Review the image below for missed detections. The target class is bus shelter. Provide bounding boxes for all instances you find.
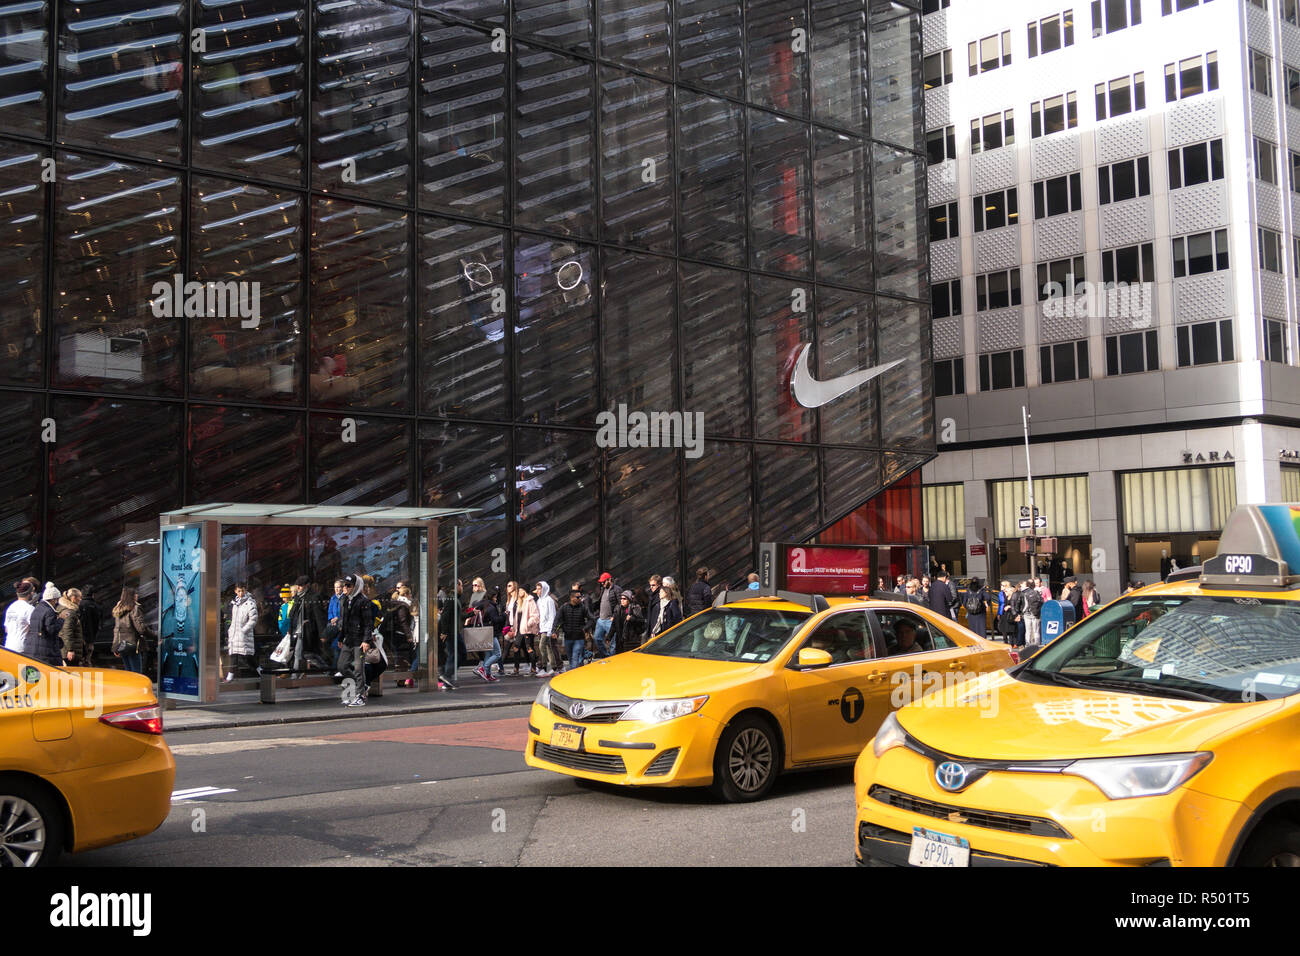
[158,504,477,703]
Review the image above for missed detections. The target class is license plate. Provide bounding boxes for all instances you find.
[551,723,584,751]
[908,827,970,867]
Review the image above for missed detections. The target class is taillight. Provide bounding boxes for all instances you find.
[100,705,164,735]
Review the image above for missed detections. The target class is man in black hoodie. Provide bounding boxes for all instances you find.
[558,589,591,671]
[336,574,376,702]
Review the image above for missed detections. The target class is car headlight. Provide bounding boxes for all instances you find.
[534,683,550,710]
[620,696,708,724]
[872,712,908,758]
[1064,752,1213,800]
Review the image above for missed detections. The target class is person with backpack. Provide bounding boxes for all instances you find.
[962,578,989,637]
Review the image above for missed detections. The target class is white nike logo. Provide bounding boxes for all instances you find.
[789,344,903,409]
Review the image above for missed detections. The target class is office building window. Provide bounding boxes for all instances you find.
[1032,172,1083,219]
[1096,72,1145,120]
[1037,256,1085,300]
[1106,330,1159,374]
[1101,242,1156,284]
[1162,0,1215,12]
[929,201,960,241]
[1029,11,1075,57]
[1294,235,1300,272]
[1040,340,1090,383]
[1098,156,1151,203]
[1259,227,1283,273]
[969,32,1012,76]
[970,110,1015,153]
[923,0,951,13]
[1176,320,1234,367]
[925,49,953,90]
[1250,49,1272,97]
[1031,93,1078,137]
[972,187,1019,231]
[1286,66,1300,108]
[1291,152,1300,192]
[1286,0,1299,25]
[975,268,1023,311]
[927,125,957,165]
[932,279,963,318]
[1172,229,1230,277]
[934,357,965,396]
[979,349,1025,391]
[1167,139,1224,188]
[1165,53,1219,101]
[1092,0,1141,35]
[1255,138,1279,185]
[1265,318,1289,364]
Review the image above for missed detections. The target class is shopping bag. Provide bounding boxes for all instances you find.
[269,634,292,664]
[462,626,495,652]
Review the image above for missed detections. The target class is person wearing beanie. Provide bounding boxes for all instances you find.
[4,579,36,654]
[27,582,64,666]
[42,582,61,603]
[610,589,644,653]
[277,584,293,637]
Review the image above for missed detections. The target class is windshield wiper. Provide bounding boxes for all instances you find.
[1062,674,1235,703]
[1018,668,1088,689]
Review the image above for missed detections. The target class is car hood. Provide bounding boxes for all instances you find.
[897,671,1279,761]
[547,651,763,702]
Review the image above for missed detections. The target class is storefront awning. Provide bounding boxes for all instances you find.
[160,503,478,528]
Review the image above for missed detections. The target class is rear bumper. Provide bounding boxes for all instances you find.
[58,739,175,853]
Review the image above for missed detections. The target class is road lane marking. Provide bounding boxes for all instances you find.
[171,786,238,801]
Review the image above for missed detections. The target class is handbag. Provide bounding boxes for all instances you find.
[269,634,292,664]
[462,607,495,653]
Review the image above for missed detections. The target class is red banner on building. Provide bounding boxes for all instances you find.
[783,545,873,595]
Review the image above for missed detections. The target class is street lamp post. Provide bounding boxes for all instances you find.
[1023,405,1035,578]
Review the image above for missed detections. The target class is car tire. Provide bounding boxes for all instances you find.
[1237,819,1300,867]
[0,780,63,867]
[711,716,779,803]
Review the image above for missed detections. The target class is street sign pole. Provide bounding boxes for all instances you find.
[1023,406,1035,578]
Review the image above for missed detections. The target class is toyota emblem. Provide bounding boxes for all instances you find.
[569,701,588,719]
[935,761,969,792]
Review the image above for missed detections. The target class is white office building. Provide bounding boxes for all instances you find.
[919,0,1300,597]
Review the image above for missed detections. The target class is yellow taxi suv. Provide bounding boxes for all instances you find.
[0,648,175,866]
[855,502,1300,867]
[524,590,1013,801]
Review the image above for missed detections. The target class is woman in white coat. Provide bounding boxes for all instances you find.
[225,582,259,682]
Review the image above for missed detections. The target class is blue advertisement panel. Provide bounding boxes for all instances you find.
[159,524,204,699]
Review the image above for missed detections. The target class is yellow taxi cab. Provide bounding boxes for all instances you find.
[523,589,1014,801]
[854,502,1300,867]
[0,648,175,866]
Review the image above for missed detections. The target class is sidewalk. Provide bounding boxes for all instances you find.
[163,672,543,734]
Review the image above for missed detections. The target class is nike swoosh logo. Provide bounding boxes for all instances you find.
[789,344,904,409]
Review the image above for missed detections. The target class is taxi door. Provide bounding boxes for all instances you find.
[859,607,975,729]
[782,610,879,764]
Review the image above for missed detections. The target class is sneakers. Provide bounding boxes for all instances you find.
[346,695,366,707]
[474,665,489,682]
[224,672,234,683]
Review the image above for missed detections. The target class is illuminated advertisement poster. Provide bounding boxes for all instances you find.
[783,545,873,595]
[159,525,204,699]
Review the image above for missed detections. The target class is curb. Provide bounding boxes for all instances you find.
[164,694,535,734]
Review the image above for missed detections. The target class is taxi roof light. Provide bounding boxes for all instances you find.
[1199,503,1300,589]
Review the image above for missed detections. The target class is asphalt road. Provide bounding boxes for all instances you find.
[68,706,858,867]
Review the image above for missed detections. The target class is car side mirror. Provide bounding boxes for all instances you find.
[796,647,833,669]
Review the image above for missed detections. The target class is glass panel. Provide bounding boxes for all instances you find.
[601,249,676,413]
[514,44,595,236]
[816,285,878,446]
[192,0,306,184]
[678,91,745,266]
[514,234,597,424]
[0,142,46,385]
[310,414,412,506]
[514,0,593,54]
[600,66,673,252]
[309,197,412,411]
[418,215,508,419]
[604,445,680,584]
[812,0,867,130]
[814,128,870,289]
[311,0,413,204]
[418,18,508,222]
[418,0,505,24]
[0,394,41,584]
[419,421,508,587]
[680,262,750,437]
[0,0,50,136]
[756,443,820,542]
[877,295,931,449]
[685,441,754,588]
[57,0,186,160]
[675,0,743,99]
[515,427,599,591]
[190,177,305,404]
[874,143,926,299]
[599,0,670,76]
[752,274,814,441]
[47,397,184,610]
[53,152,183,394]
[188,405,304,503]
[869,2,921,152]
[823,447,883,525]
[747,0,808,116]
[749,109,810,275]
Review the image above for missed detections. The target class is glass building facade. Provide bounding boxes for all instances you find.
[0,0,931,612]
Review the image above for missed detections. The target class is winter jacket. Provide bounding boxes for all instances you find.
[536,583,556,635]
[928,580,957,618]
[510,593,540,635]
[27,600,64,666]
[288,592,328,649]
[686,579,713,616]
[611,601,644,650]
[340,582,378,647]
[557,600,589,640]
[112,604,155,656]
[649,598,682,637]
[227,594,258,656]
[78,597,103,650]
[58,598,90,665]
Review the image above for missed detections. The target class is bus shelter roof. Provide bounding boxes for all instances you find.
[160,504,478,528]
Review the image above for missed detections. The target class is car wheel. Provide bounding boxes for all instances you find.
[0,782,63,867]
[1238,819,1300,867]
[711,716,779,803]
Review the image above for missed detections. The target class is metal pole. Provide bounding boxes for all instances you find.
[451,524,459,679]
[1023,406,1035,578]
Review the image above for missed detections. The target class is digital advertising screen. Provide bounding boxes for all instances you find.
[782,545,874,595]
[159,524,204,699]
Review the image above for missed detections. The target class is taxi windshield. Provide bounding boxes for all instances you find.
[638,607,811,664]
[1021,594,1300,702]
